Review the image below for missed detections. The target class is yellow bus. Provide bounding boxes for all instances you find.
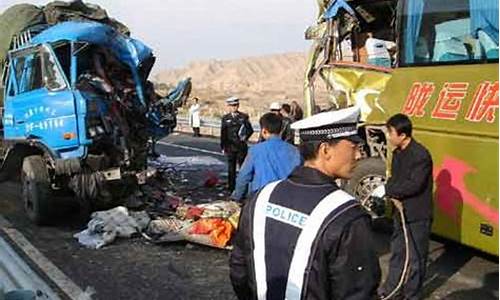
[304,0,499,255]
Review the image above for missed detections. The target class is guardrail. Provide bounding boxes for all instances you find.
[0,236,61,299]
[176,116,261,140]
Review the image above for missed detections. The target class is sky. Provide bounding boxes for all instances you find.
[0,0,316,72]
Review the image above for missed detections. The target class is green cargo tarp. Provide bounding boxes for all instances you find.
[42,1,129,35]
[0,1,130,66]
[0,4,45,67]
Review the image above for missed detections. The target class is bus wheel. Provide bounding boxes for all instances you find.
[22,155,52,225]
[347,157,386,203]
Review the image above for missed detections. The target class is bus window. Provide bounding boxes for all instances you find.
[401,0,498,66]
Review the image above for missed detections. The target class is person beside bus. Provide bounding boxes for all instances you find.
[375,114,433,300]
[290,100,304,121]
[280,103,294,144]
[258,102,293,143]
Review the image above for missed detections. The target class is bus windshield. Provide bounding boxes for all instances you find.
[401,0,499,66]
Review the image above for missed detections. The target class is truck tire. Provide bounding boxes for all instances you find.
[346,157,386,202]
[21,155,52,225]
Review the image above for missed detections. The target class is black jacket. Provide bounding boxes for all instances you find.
[230,166,381,300]
[386,139,433,222]
[280,116,294,144]
[221,111,254,152]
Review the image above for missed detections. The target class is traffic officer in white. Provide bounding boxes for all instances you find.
[230,106,381,300]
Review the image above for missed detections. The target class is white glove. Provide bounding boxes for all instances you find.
[371,185,386,198]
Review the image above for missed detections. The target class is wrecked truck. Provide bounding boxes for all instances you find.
[0,20,192,225]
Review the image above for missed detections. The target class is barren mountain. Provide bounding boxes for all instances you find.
[155,52,329,120]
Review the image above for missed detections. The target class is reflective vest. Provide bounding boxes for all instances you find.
[252,180,357,300]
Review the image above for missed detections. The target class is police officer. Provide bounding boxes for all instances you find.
[230,107,381,300]
[376,114,433,300]
[221,96,254,192]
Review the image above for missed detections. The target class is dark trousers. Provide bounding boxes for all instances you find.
[193,127,201,137]
[381,217,432,300]
[226,149,247,192]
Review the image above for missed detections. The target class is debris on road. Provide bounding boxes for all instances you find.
[74,207,150,249]
[145,201,240,249]
[74,154,239,250]
[148,155,226,171]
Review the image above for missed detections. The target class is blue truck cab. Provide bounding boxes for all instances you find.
[1,21,191,224]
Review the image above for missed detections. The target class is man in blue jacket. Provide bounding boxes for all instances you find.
[231,113,301,202]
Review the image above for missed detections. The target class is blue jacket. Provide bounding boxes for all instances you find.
[231,136,301,201]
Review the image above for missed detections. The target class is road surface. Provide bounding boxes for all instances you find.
[0,133,497,300]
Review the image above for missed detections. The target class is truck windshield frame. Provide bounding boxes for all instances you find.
[9,44,69,95]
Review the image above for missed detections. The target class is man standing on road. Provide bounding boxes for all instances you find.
[280,103,295,144]
[290,100,304,121]
[221,96,254,192]
[230,107,380,300]
[377,113,433,300]
[269,101,282,115]
[258,102,284,143]
[230,113,301,202]
[260,102,293,144]
[189,97,201,137]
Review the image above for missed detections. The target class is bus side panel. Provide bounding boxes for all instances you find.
[367,64,499,255]
[416,130,498,255]
[368,64,499,137]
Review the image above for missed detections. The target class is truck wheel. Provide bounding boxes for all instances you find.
[21,155,52,225]
[346,157,386,202]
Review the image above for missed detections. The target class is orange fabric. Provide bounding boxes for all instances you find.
[189,218,234,247]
